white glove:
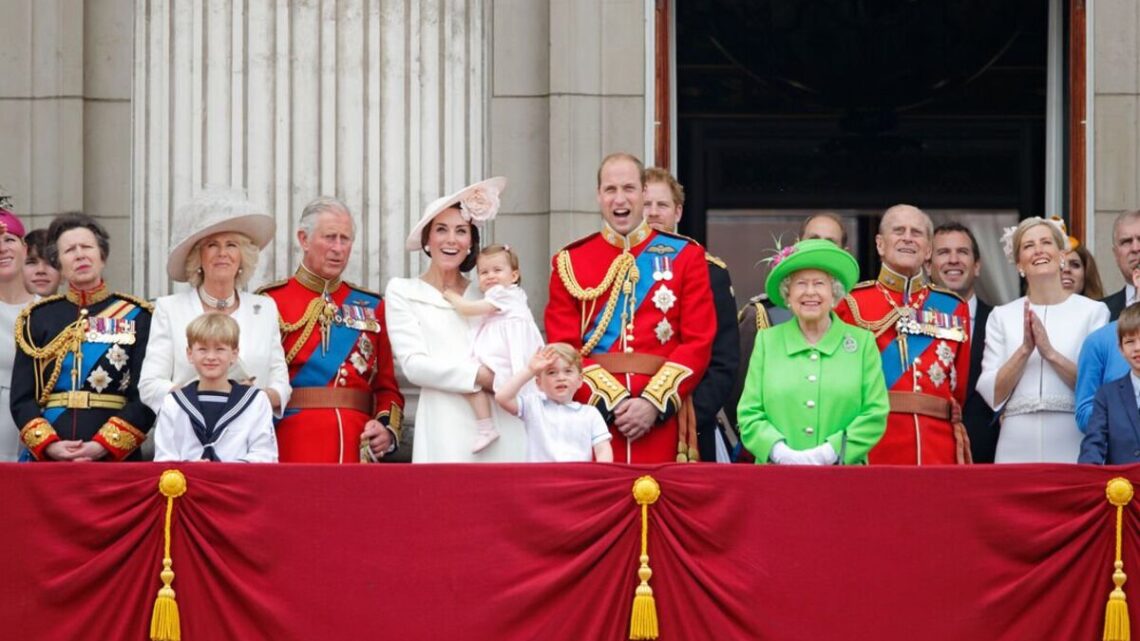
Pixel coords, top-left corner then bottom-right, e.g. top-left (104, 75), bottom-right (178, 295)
top-left (803, 442), bottom-right (839, 466)
top-left (770, 441), bottom-right (810, 465)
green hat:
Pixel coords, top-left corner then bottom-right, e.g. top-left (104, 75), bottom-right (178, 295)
top-left (764, 238), bottom-right (859, 308)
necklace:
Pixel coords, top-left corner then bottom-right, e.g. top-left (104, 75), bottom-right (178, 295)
top-left (198, 286), bottom-right (236, 311)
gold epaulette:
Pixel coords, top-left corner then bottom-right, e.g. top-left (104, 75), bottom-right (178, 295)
top-left (113, 292), bottom-right (155, 312)
top-left (850, 279), bottom-right (876, 290)
top-left (753, 302), bottom-right (771, 331)
top-left (255, 278), bottom-right (290, 296)
top-left (705, 253), bottom-right (727, 270)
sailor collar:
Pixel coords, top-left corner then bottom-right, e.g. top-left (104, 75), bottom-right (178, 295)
top-left (295, 264), bottom-right (343, 295)
top-left (877, 265), bottom-right (927, 299)
top-left (601, 221), bottom-right (652, 251)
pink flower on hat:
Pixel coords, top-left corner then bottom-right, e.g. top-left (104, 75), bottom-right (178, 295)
top-left (460, 186), bottom-right (500, 223)
top-left (769, 244), bottom-right (796, 267)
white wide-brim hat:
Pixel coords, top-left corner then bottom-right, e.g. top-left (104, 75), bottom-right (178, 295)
top-left (167, 187), bottom-right (277, 281)
top-left (405, 176), bottom-right (508, 251)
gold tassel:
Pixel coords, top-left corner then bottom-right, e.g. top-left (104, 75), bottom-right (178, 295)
top-left (151, 470), bottom-right (188, 641)
top-left (629, 476), bottom-right (661, 640)
top-left (1104, 477), bottom-right (1134, 641)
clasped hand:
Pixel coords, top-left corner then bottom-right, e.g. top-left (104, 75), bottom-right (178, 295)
top-left (771, 441), bottom-right (838, 466)
top-left (1020, 299), bottom-right (1057, 360)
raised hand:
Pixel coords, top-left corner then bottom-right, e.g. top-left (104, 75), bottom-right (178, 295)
top-left (527, 346), bottom-right (558, 374)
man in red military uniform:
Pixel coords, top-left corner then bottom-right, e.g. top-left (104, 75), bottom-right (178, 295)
top-left (835, 204), bottom-right (972, 464)
top-left (545, 153), bottom-right (716, 463)
top-left (259, 197), bottom-right (404, 463)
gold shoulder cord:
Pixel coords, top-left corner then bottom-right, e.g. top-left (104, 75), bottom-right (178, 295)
top-left (556, 251), bottom-right (638, 356)
top-left (14, 309), bottom-right (88, 406)
top-left (278, 298), bottom-right (336, 364)
top-left (843, 293), bottom-right (899, 338)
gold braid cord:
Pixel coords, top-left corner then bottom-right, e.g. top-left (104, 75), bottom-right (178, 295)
top-left (556, 250), bottom-right (638, 356)
top-left (14, 307), bottom-right (88, 406)
top-left (1104, 477), bottom-right (1134, 641)
top-left (279, 298), bottom-right (334, 364)
top-left (842, 293), bottom-right (899, 338)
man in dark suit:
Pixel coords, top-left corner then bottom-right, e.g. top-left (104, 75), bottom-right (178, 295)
top-left (930, 222), bottom-right (995, 462)
top-left (643, 167), bottom-right (740, 462)
top-left (1102, 209), bottom-right (1140, 320)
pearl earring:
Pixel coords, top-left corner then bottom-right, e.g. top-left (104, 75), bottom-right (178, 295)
top-left (1018, 269), bottom-right (1025, 278)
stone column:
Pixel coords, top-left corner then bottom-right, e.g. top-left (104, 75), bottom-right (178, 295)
top-left (133, 0), bottom-right (487, 298)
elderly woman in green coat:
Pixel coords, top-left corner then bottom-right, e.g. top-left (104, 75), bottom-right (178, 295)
top-left (737, 239), bottom-right (889, 464)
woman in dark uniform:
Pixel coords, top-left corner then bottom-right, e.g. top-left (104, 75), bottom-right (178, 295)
top-left (11, 213), bottom-right (154, 461)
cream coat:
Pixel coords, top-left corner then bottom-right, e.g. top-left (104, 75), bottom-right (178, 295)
top-left (385, 277), bottom-right (526, 462)
top-left (138, 289), bottom-right (292, 415)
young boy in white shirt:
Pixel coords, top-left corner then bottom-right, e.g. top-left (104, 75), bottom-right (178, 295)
top-left (153, 313), bottom-right (277, 462)
top-left (495, 342), bottom-right (613, 462)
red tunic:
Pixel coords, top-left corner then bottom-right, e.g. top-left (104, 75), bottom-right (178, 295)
top-left (834, 267), bottom-right (971, 465)
top-left (260, 269), bottom-right (404, 463)
top-left (544, 222), bottom-right (716, 463)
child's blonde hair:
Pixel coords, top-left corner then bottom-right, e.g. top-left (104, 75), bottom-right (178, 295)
top-left (477, 243), bottom-right (522, 284)
top-left (186, 312), bottom-right (240, 349)
top-left (544, 342), bottom-right (582, 372)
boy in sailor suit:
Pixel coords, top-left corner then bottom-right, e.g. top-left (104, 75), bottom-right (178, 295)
top-left (154, 313), bottom-right (277, 462)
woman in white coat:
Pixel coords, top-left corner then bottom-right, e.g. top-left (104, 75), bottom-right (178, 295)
top-left (977, 217), bottom-right (1109, 462)
top-left (139, 187), bottom-right (291, 415)
top-left (385, 177), bottom-right (526, 462)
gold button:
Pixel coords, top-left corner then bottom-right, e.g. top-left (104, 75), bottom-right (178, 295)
top-left (809, 352), bottom-right (819, 361)
top-left (914, 385), bottom-right (922, 392)
top-left (804, 427), bottom-right (814, 435)
top-left (806, 400), bottom-right (816, 408)
top-left (624, 347), bottom-right (633, 353)
top-left (807, 375), bottom-right (817, 382)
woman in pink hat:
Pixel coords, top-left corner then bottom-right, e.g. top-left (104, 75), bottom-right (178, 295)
top-left (138, 187), bottom-right (291, 418)
top-left (0, 207), bottom-right (37, 460)
top-left (385, 177), bottom-right (527, 462)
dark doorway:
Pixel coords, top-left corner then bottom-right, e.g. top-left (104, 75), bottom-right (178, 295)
top-left (675, 0), bottom-right (1050, 306)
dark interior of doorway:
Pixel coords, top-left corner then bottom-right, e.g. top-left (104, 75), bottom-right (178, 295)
top-left (676, 0), bottom-right (1050, 281)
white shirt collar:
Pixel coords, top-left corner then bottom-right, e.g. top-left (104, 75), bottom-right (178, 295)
top-left (1131, 371), bottom-right (1140, 407)
top-left (1129, 283), bottom-right (1137, 306)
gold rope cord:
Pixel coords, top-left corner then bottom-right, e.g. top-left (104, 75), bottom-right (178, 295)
top-left (1104, 477), bottom-right (1134, 641)
top-left (556, 251), bottom-right (637, 356)
top-left (279, 298), bottom-right (333, 364)
top-left (14, 310), bottom-right (88, 405)
top-left (150, 470), bottom-right (188, 641)
top-left (629, 476), bottom-right (661, 640)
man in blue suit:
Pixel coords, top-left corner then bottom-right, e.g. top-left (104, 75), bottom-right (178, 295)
top-left (1080, 304), bottom-right (1140, 464)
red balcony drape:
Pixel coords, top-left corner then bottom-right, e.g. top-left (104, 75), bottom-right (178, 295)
top-left (1, 462), bottom-right (1136, 640)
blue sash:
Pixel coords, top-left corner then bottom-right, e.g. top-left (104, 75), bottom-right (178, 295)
top-left (880, 291), bottom-right (960, 390)
top-left (587, 234), bottom-right (688, 354)
top-left (291, 291), bottom-right (379, 389)
top-left (43, 305), bottom-right (143, 424)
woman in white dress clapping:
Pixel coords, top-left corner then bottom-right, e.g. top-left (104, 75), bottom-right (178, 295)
top-left (977, 217), bottom-right (1109, 462)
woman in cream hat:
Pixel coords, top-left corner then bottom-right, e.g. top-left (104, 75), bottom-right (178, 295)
top-left (138, 187), bottom-right (291, 416)
top-left (385, 177), bottom-right (527, 462)
top-left (738, 239), bottom-right (889, 465)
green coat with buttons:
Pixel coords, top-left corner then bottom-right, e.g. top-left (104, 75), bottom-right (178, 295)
top-left (737, 313), bottom-right (889, 464)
